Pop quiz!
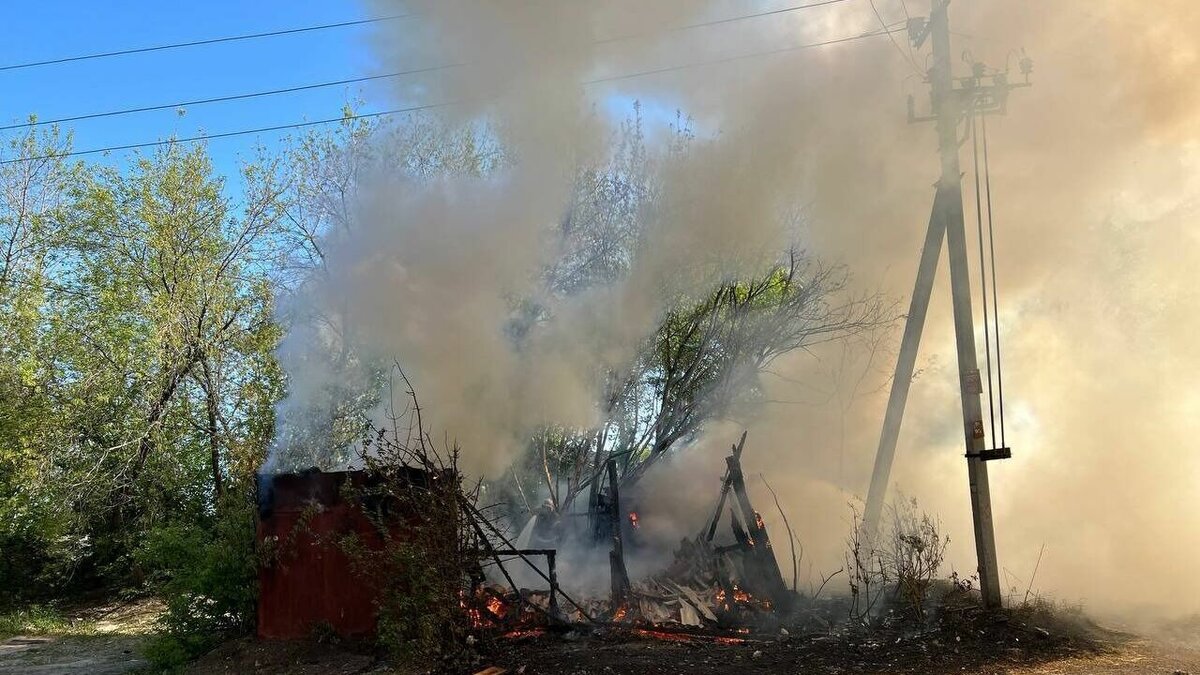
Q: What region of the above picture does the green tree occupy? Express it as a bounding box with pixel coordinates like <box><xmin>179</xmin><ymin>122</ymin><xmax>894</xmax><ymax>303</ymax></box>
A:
<box><xmin>0</xmin><ymin>138</ymin><xmax>288</xmax><ymax>600</ymax></box>
<box><xmin>0</xmin><ymin>125</ymin><xmax>82</xmax><ymax>597</ymax></box>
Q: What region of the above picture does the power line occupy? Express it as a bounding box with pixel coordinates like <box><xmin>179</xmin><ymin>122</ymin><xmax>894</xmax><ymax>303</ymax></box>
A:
<box><xmin>7</xmin><ymin>24</ymin><xmax>902</xmax><ymax>135</ymax></box>
<box><xmin>4</xmin><ymin>1</ymin><xmax>848</xmax><ymax>75</ymax></box>
<box><xmin>587</xmin><ymin>26</ymin><xmax>903</xmax><ymax>85</ymax></box>
<box><xmin>0</xmin><ymin>15</ymin><xmax>409</xmax><ymax>73</ymax></box>
<box><xmin>597</xmin><ymin>0</ymin><xmax>853</xmax><ymax>44</ymax></box>
<box><xmin>0</xmin><ymin>64</ymin><xmax>463</xmax><ymax>131</ymax></box>
<box><xmin>2</xmin><ymin>26</ymin><xmax>904</xmax><ymax>164</ymax></box>
<box><xmin>0</xmin><ymin>103</ymin><xmax>454</xmax><ymax>166</ymax></box>
<box><xmin>981</xmin><ymin>112</ymin><xmax>1006</xmax><ymax>448</ymax></box>
<box><xmin>4</xmin><ymin>2</ymin><xmax>873</xmax><ymax>131</ymax></box>
<box><xmin>970</xmin><ymin>111</ymin><xmax>998</xmax><ymax>446</ymax></box>
<box><xmin>868</xmin><ymin>0</ymin><xmax>923</xmax><ymax>75</ymax></box>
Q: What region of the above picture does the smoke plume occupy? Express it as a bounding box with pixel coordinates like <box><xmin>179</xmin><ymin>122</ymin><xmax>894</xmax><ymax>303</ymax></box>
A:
<box><xmin>275</xmin><ymin>0</ymin><xmax>1200</xmax><ymax>620</ymax></box>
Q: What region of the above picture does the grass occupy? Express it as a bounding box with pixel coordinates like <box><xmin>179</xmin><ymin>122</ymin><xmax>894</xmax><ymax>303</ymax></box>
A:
<box><xmin>0</xmin><ymin>605</ymin><xmax>91</xmax><ymax>639</ymax></box>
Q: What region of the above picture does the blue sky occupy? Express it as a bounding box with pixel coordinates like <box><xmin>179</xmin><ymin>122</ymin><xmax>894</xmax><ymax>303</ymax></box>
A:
<box><xmin>0</xmin><ymin>1</ymin><xmax>387</xmax><ymax>180</ymax></box>
<box><xmin>0</xmin><ymin>1</ymin><xmax>856</xmax><ymax>185</ymax></box>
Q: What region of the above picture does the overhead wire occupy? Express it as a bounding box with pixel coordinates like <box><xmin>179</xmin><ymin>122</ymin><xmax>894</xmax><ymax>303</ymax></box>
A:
<box><xmin>981</xmin><ymin>112</ymin><xmax>1006</xmax><ymax>447</ymax></box>
<box><xmin>587</xmin><ymin>26</ymin><xmax>904</xmax><ymax>85</ymax></box>
<box><xmin>0</xmin><ymin>64</ymin><xmax>465</xmax><ymax>131</ymax></box>
<box><xmin>868</xmin><ymin>0</ymin><xmax>924</xmax><ymax>76</ymax></box>
<box><xmin>4</xmin><ymin>3</ymin><xmax>885</xmax><ymax>132</ymax></box>
<box><xmin>969</xmin><ymin>109</ymin><xmax>998</xmax><ymax>446</ymax></box>
<box><xmin>894</xmin><ymin>0</ymin><xmax>921</xmax><ymax>67</ymax></box>
<box><xmin>0</xmin><ymin>15</ymin><xmax>411</xmax><ymax>72</ymax></box>
<box><xmin>596</xmin><ymin>0</ymin><xmax>853</xmax><ymax>44</ymax></box>
<box><xmin>0</xmin><ymin>103</ymin><xmax>454</xmax><ymax>165</ymax></box>
<box><xmin>2</xmin><ymin>16</ymin><xmax>909</xmax><ymax>163</ymax></box>
<box><xmin>3</xmin><ymin>0</ymin><xmax>852</xmax><ymax>76</ymax></box>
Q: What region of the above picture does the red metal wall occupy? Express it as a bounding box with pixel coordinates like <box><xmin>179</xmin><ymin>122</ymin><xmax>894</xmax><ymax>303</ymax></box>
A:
<box><xmin>256</xmin><ymin>470</ymin><xmax>384</xmax><ymax>640</ymax></box>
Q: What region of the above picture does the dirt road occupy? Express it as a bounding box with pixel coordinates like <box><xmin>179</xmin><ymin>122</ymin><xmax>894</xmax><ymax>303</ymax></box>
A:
<box><xmin>0</xmin><ymin>599</ymin><xmax>161</xmax><ymax>675</ymax></box>
<box><xmin>1007</xmin><ymin>637</ymin><xmax>1199</xmax><ymax>674</ymax></box>
<box><xmin>0</xmin><ymin>634</ymin><xmax>147</xmax><ymax>674</ymax></box>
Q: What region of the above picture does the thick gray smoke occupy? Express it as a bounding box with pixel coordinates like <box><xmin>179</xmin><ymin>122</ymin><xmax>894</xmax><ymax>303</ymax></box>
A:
<box><xmin>275</xmin><ymin>0</ymin><xmax>1200</xmax><ymax>620</ymax></box>
<box><xmin>726</xmin><ymin>0</ymin><xmax>1200</xmax><ymax>621</ymax></box>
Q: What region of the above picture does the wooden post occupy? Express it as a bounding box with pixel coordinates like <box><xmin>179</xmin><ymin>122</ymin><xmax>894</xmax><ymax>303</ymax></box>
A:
<box><xmin>606</xmin><ymin>459</ymin><xmax>631</xmax><ymax>606</ymax></box>
<box><xmin>547</xmin><ymin>549</ymin><xmax>560</xmax><ymax>618</ymax></box>
<box><xmin>704</xmin><ymin>431</ymin><xmax>747</xmax><ymax>542</ymax></box>
<box><xmin>727</xmin><ymin>453</ymin><xmax>789</xmax><ymax>607</ymax></box>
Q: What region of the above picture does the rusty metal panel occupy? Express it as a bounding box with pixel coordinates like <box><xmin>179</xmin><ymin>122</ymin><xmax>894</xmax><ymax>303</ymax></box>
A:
<box><xmin>256</xmin><ymin>470</ymin><xmax>400</xmax><ymax>640</ymax></box>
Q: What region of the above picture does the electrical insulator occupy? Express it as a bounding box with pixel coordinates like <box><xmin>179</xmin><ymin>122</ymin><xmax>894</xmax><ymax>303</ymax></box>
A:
<box><xmin>1019</xmin><ymin>49</ymin><xmax>1034</xmax><ymax>80</ymax></box>
<box><xmin>906</xmin><ymin>17</ymin><xmax>927</xmax><ymax>44</ymax></box>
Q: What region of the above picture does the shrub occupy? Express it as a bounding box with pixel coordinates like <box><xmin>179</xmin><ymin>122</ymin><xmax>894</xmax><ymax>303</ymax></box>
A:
<box><xmin>340</xmin><ymin>372</ymin><xmax>489</xmax><ymax>670</ymax></box>
<box><xmin>844</xmin><ymin>496</ymin><xmax>950</xmax><ymax>625</ymax></box>
<box><xmin>136</xmin><ymin>489</ymin><xmax>259</xmax><ymax>669</ymax></box>
<box><xmin>880</xmin><ymin>497</ymin><xmax>949</xmax><ymax>620</ymax></box>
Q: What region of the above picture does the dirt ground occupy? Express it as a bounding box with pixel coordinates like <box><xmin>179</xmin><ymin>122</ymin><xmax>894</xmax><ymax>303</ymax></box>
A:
<box><xmin>5</xmin><ymin>600</ymin><xmax>1197</xmax><ymax>675</ymax></box>
<box><xmin>0</xmin><ymin>598</ymin><xmax>162</xmax><ymax>675</ymax></box>
<box><xmin>478</xmin><ymin>630</ymin><xmax>1200</xmax><ymax>675</ymax></box>
<box><xmin>182</xmin><ymin>620</ymin><xmax>1200</xmax><ymax>675</ymax></box>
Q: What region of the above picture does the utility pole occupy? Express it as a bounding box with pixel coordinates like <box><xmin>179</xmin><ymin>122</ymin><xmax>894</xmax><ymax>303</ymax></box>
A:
<box><xmin>862</xmin><ymin>0</ymin><xmax>1031</xmax><ymax>610</ymax></box>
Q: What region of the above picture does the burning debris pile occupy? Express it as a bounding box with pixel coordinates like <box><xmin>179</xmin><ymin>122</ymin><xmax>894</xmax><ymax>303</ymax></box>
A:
<box><xmin>459</xmin><ymin>432</ymin><xmax>796</xmax><ymax>642</ymax></box>
<box><xmin>255</xmin><ymin>397</ymin><xmax>1108</xmax><ymax>675</ymax></box>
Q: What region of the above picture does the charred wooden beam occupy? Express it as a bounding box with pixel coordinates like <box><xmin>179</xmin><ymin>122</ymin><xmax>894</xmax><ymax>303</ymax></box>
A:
<box><xmin>726</xmin><ymin>451</ymin><xmax>790</xmax><ymax>609</ymax></box>
<box><xmin>546</xmin><ymin>550</ymin><xmax>560</xmax><ymax>618</ymax></box>
<box><xmin>462</xmin><ymin>500</ymin><xmax>595</xmax><ymax>623</ymax></box>
<box><xmin>704</xmin><ymin>431</ymin><xmax>747</xmax><ymax>542</ymax></box>
<box><xmin>487</xmin><ymin>546</ymin><xmax>563</xmax><ymax>617</ymax></box>
<box><xmin>606</xmin><ymin>459</ymin><xmax>632</xmax><ymax>606</ymax></box>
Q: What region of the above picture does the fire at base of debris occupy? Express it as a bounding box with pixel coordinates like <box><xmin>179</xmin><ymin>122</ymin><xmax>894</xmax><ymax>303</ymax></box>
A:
<box><xmin>247</xmin><ymin>428</ymin><xmax>1115</xmax><ymax>675</ymax></box>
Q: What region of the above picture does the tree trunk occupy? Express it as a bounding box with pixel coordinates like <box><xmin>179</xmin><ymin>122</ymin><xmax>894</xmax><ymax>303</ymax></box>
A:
<box><xmin>125</xmin><ymin>347</ymin><xmax>202</xmax><ymax>495</ymax></box>
<box><xmin>201</xmin><ymin>357</ymin><xmax>224</xmax><ymax>507</ymax></box>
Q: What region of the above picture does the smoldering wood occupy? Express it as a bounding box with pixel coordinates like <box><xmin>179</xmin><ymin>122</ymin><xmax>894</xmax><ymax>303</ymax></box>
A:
<box><xmin>546</xmin><ymin>549</ymin><xmax>560</xmax><ymax>617</ymax></box>
<box><xmin>477</xmin><ymin>548</ymin><xmax>564</xmax><ymax>623</ymax></box>
<box><xmin>465</xmin><ymin>507</ymin><xmax>529</xmax><ymax>619</ymax></box>
<box><xmin>606</xmin><ymin>459</ymin><xmax>632</xmax><ymax>606</ymax></box>
<box><xmin>463</xmin><ymin>499</ymin><xmax>596</xmax><ymax>623</ymax></box>
<box><xmin>726</xmin><ymin>451</ymin><xmax>789</xmax><ymax>607</ymax></box>
<box><xmin>730</xmin><ymin>508</ymin><xmax>751</xmax><ymax>550</ymax></box>
<box><xmin>705</xmin><ymin>431</ymin><xmax>747</xmax><ymax>542</ymax></box>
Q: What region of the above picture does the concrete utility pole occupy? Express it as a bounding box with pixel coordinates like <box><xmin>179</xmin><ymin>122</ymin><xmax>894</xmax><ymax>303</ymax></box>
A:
<box><xmin>863</xmin><ymin>0</ymin><xmax>1030</xmax><ymax>610</ymax></box>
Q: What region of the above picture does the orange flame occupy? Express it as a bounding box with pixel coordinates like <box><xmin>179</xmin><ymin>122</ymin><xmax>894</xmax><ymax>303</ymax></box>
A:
<box><xmin>633</xmin><ymin>628</ymin><xmax>692</xmax><ymax>642</ymax></box>
<box><xmin>628</xmin><ymin>511</ymin><xmax>640</xmax><ymax>529</ymax></box>
<box><xmin>502</xmin><ymin>628</ymin><xmax>545</xmax><ymax>640</ymax></box>
<box><xmin>633</xmin><ymin>629</ymin><xmax>746</xmax><ymax>645</ymax></box>
<box><xmin>460</xmin><ymin>589</ymin><xmax>510</xmax><ymax>628</ymax></box>
<box><xmin>487</xmin><ymin>596</ymin><xmax>506</xmax><ymax>617</ymax></box>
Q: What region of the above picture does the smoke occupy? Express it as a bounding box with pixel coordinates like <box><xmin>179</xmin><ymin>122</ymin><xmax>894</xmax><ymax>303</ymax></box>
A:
<box><xmin>726</xmin><ymin>0</ymin><xmax>1200</xmax><ymax>621</ymax></box>
<box><xmin>274</xmin><ymin>0</ymin><xmax>1200</xmax><ymax>620</ymax></box>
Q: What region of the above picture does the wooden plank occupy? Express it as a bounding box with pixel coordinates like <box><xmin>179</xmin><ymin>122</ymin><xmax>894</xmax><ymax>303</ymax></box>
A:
<box><xmin>672</xmin><ymin>582</ymin><xmax>718</xmax><ymax>622</ymax></box>
<box><xmin>679</xmin><ymin>600</ymin><xmax>701</xmax><ymax>626</ymax></box>
<box><xmin>728</xmin><ymin>453</ymin><xmax>790</xmax><ymax>608</ymax></box>
<box><xmin>704</xmin><ymin>431</ymin><xmax>748</xmax><ymax>541</ymax></box>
